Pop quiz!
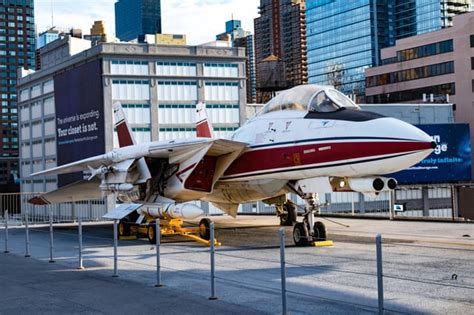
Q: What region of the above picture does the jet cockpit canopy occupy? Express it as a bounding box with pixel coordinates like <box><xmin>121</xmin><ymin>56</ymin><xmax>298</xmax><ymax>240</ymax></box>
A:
<box><xmin>258</xmin><ymin>84</ymin><xmax>359</xmax><ymax>116</ymax></box>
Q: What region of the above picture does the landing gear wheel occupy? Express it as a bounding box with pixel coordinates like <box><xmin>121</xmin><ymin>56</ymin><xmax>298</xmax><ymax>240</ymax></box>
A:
<box><xmin>118</xmin><ymin>221</ymin><xmax>131</xmax><ymax>237</ymax></box>
<box><xmin>199</xmin><ymin>218</ymin><xmax>212</xmax><ymax>240</ymax></box>
<box><xmin>293</xmin><ymin>222</ymin><xmax>309</xmax><ymax>247</ymax></box>
<box><xmin>313</xmin><ymin>221</ymin><xmax>327</xmax><ymax>241</ymax></box>
<box><xmin>147</xmin><ymin>224</ymin><xmax>156</xmax><ymax>244</ymax></box>
<box><xmin>279</xmin><ymin>203</ymin><xmax>297</xmax><ymax>226</ymax></box>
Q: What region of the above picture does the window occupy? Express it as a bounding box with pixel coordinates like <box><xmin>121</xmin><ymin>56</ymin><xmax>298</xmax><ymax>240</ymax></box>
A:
<box><xmin>471</xmin><ymin>35</ymin><xmax>474</xmax><ymax>48</ymax></box>
<box><xmin>472</xmin><ymin>57</ymin><xmax>474</xmax><ymax>70</ymax></box>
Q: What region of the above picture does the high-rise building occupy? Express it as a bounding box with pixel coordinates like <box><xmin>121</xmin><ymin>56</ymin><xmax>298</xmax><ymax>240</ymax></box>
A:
<box><xmin>0</xmin><ymin>0</ymin><xmax>35</xmax><ymax>192</ymax></box>
<box><xmin>254</xmin><ymin>0</ymin><xmax>307</xmax><ymax>102</ymax></box>
<box><xmin>115</xmin><ymin>0</ymin><xmax>161</xmax><ymax>42</ymax></box>
<box><xmin>217</xmin><ymin>19</ymin><xmax>257</xmax><ymax>103</ymax></box>
<box><xmin>306</xmin><ymin>0</ymin><xmax>472</xmax><ymax>99</ymax></box>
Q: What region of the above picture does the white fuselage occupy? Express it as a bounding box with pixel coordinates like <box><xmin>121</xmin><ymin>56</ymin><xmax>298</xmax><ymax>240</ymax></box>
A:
<box><xmin>173</xmin><ymin>110</ymin><xmax>434</xmax><ymax>205</ymax></box>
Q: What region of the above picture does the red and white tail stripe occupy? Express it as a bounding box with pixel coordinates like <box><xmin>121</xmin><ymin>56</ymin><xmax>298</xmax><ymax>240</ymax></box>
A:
<box><xmin>196</xmin><ymin>102</ymin><xmax>214</xmax><ymax>138</ymax></box>
<box><xmin>113</xmin><ymin>102</ymin><xmax>136</xmax><ymax>147</ymax></box>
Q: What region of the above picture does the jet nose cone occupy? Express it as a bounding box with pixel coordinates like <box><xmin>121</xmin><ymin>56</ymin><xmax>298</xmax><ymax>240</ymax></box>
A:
<box><xmin>431</xmin><ymin>141</ymin><xmax>437</xmax><ymax>149</ymax></box>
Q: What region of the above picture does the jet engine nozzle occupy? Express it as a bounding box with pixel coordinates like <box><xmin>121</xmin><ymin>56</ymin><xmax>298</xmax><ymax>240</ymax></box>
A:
<box><xmin>347</xmin><ymin>177</ymin><xmax>397</xmax><ymax>193</ymax></box>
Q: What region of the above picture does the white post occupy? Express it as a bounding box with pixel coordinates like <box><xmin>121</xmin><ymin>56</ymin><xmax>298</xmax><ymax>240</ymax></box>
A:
<box><xmin>279</xmin><ymin>228</ymin><xmax>288</xmax><ymax>315</ymax></box>
<box><xmin>376</xmin><ymin>234</ymin><xmax>384</xmax><ymax>314</ymax></box>
<box><xmin>155</xmin><ymin>219</ymin><xmax>163</xmax><ymax>287</ymax></box>
<box><xmin>209</xmin><ymin>222</ymin><xmax>217</xmax><ymax>300</ymax></box>
<box><xmin>49</xmin><ymin>209</ymin><xmax>55</xmax><ymax>263</ymax></box>
<box><xmin>77</xmin><ymin>202</ymin><xmax>84</xmax><ymax>270</ymax></box>
<box><xmin>351</xmin><ymin>192</ymin><xmax>355</xmax><ymax>216</ymax></box>
<box><xmin>25</xmin><ymin>208</ymin><xmax>30</xmax><ymax>257</ymax></box>
<box><xmin>113</xmin><ymin>219</ymin><xmax>118</xmax><ymax>277</ymax></box>
<box><xmin>4</xmin><ymin>210</ymin><xmax>9</xmax><ymax>253</ymax></box>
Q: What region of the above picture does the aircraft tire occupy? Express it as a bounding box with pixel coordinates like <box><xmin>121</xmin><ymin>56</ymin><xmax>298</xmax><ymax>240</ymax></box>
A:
<box><xmin>313</xmin><ymin>221</ymin><xmax>327</xmax><ymax>241</ymax></box>
<box><xmin>293</xmin><ymin>222</ymin><xmax>309</xmax><ymax>246</ymax></box>
<box><xmin>118</xmin><ymin>221</ymin><xmax>131</xmax><ymax>237</ymax></box>
<box><xmin>280</xmin><ymin>203</ymin><xmax>297</xmax><ymax>226</ymax></box>
<box><xmin>147</xmin><ymin>224</ymin><xmax>156</xmax><ymax>244</ymax></box>
<box><xmin>199</xmin><ymin>218</ymin><xmax>212</xmax><ymax>240</ymax></box>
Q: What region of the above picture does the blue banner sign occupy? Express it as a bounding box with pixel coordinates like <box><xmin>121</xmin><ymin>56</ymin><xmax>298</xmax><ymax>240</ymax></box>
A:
<box><xmin>391</xmin><ymin>124</ymin><xmax>472</xmax><ymax>184</ymax></box>
<box><xmin>54</xmin><ymin>59</ymin><xmax>105</xmax><ymax>186</ymax></box>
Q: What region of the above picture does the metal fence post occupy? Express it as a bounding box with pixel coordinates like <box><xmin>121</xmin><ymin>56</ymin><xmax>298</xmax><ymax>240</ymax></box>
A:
<box><xmin>77</xmin><ymin>203</ymin><xmax>84</xmax><ymax>270</ymax></box>
<box><xmin>376</xmin><ymin>234</ymin><xmax>384</xmax><ymax>314</ymax></box>
<box><xmin>155</xmin><ymin>219</ymin><xmax>163</xmax><ymax>287</ymax></box>
<box><xmin>279</xmin><ymin>228</ymin><xmax>288</xmax><ymax>315</ymax></box>
<box><xmin>4</xmin><ymin>210</ymin><xmax>9</xmax><ymax>253</ymax></box>
<box><xmin>25</xmin><ymin>208</ymin><xmax>30</xmax><ymax>257</ymax></box>
<box><xmin>113</xmin><ymin>219</ymin><xmax>119</xmax><ymax>277</ymax></box>
<box><xmin>209</xmin><ymin>222</ymin><xmax>217</xmax><ymax>300</ymax></box>
<box><xmin>49</xmin><ymin>209</ymin><xmax>55</xmax><ymax>263</ymax></box>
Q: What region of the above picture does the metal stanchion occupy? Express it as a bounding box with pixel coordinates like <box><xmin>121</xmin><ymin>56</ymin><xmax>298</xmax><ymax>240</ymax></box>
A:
<box><xmin>25</xmin><ymin>208</ymin><xmax>30</xmax><ymax>257</ymax></box>
<box><xmin>209</xmin><ymin>222</ymin><xmax>217</xmax><ymax>300</ymax></box>
<box><xmin>77</xmin><ymin>203</ymin><xmax>84</xmax><ymax>270</ymax></box>
<box><xmin>4</xmin><ymin>210</ymin><xmax>9</xmax><ymax>253</ymax></box>
<box><xmin>279</xmin><ymin>228</ymin><xmax>288</xmax><ymax>315</ymax></box>
<box><xmin>155</xmin><ymin>219</ymin><xmax>163</xmax><ymax>287</ymax></box>
<box><xmin>49</xmin><ymin>209</ymin><xmax>55</xmax><ymax>263</ymax></box>
<box><xmin>113</xmin><ymin>219</ymin><xmax>119</xmax><ymax>277</ymax></box>
<box><xmin>376</xmin><ymin>234</ymin><xmax>384</xmax><ymax>315</ymax></box>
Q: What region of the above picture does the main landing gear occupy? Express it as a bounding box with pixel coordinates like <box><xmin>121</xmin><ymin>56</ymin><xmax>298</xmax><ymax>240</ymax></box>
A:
<box><xmin>292</xmin><ymin>193</ymin><xmax>332</xmax><ymax>247</ymax></box>
<box><xmin>276</xmin><ymin>201</ymin><xmax>298</xmax><ymax>226</ymax></box>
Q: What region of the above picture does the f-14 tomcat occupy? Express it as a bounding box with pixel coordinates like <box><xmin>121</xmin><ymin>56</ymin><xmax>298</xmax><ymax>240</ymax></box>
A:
<box><xmin>30</xmin><ymin>85</ymin><xmax>435</xmax><ymax>246</ymax></box>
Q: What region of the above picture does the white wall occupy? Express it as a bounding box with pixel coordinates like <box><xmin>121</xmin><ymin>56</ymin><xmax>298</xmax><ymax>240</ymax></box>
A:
<box><xmin>157</xmin><ymin>81</ymin><xmax>198</xmax><ymax>101</ymax></box>
<box><xmin>112</xmin><ymin>80</ymin><xmax>150</xmax><ymax>100</ymax></box>
<box><xmin>157</xmin><ymin>62</ymin><xmax>196</xmax><ymax>76</ymax></box>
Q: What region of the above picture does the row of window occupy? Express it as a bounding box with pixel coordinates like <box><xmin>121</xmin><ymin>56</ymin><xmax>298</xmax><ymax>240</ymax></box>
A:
<box><xmin>382</xmin><ymin>40</ymin><xmax>453</xmax><ymax>65</ymax></box>
<box><xmin>111</xmin><ymin>60</ymin><xmax>148</xmax><ymax>65</ymax></box>
<box><xmin>158</xmin><ymin>104</ymin><xmax>239</xmax><ymax>109</ymax></box>
<box><xmin>122</xmin><ymin>104</ymin><xmax>150</xmax><ymax>109</ymax></box>
<box><xmin>111</xmin><ymin>60</ymin><xmax>238</xmax><ymax>68</ymax></box>
<box><xmin>204</xmin><ymin>63</ymin><xmax>238</xmax><ymax>68</ymax></box>
<box><xmin>365</xmin><ymin>83</ymin><xmax>455</xmax><ymax>104</ymax></box>
<box><xmin>112</xmin><ymin>80</ymin><xmax>150</xmax><ymax>85</ymax></box>
<box><xmin>157</xmin><ymin>61</ymin><xmax>196</xmax><ymax>67</ymax></box>
<box><xmin>366</xmin><ymin>61</ymin><xmax>454</xmax><ymax>87</ymax></box>
<box><xmin>159</xmin><ymin>127</ymin><xmax>237</xmax><ymax>132</ymax></box>
<box><xmin>205</xmin><ymin>82</ymin><xmax>239</xmax><ymax>87</ymax></box>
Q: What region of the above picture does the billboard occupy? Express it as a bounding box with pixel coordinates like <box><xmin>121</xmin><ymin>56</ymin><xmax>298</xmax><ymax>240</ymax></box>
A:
<box><xmin>54</xmin><ymin>59</ymin><xmax>105</xmax><ymax>186</ymax></box>
<box><xmin>391</xmin><ymin>124</ymin><xmax>472</xmax><ymax>184</ymax></box>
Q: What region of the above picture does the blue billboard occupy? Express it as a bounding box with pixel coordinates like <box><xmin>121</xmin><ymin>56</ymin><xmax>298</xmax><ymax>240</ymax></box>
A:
<box><xmin>391</xmin><ymin>124</ymin><xmax>472</xmax><ymax>184</ymax></box>
<box><xmin>54</xmin><ymin>59</ymin><xmax>105</xmax><ymax>186</ymax></box>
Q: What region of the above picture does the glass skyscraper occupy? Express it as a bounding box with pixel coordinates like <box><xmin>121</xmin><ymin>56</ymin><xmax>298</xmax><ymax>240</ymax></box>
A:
<box><xmin>306</xmin><ymin>0</ymin><xmax>472</xmax><ymax>98</ymax></box>
<box><xmin>0</xmin><ymin>0</ymin><xmax>35</xmax><ymax>191</ymax></box>
<box><xmin>115</xmin><ymin>0</ymin><xmax>162</xmax><ymax>42</ymax></box>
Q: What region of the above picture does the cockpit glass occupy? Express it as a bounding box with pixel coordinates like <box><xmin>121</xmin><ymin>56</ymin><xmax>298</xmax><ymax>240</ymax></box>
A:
<box><xmin>309</xmin><ymin>91</ymin><xmax>340</xmax><ymax>113</ymax></box>
<box><xmin>326</xmin><ymin>89</ymin><xmax>358</xmax><ymax>109</ymax></box>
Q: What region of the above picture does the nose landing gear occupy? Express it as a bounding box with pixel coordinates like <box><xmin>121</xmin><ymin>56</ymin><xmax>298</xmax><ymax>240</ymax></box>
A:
<box><xmin>292</xmin><ymin>193</ymin><xmax>332</xmax><ymax>247</ymax></box>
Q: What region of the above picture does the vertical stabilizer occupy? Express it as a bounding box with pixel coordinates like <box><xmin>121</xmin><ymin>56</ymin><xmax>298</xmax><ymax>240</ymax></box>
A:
<box><xmin>196</xmin><ymin>102</ymin><xmax>214</xmax><ymax>138</ymax></box>
<box><xmin>113</xmin><ymin>102</ymin><xmax>136</xmax><ymax>147</ymax></box>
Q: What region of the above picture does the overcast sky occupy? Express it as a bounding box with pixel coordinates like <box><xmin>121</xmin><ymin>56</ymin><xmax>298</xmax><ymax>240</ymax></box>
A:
<box><xmin>34</xmin><ymin>0</ymin><xmax>260</xmax><ymax>45</ymax></box>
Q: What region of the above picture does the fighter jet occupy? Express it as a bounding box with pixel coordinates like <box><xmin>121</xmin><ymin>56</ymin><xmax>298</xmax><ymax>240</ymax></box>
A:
<box><xmin>29</xmin><ymin>85</ymin><xmax>435</xmax><ymax>246</ymax></box>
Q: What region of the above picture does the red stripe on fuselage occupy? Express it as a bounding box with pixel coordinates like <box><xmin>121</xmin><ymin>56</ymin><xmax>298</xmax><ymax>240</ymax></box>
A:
<box><xmin>224</xmin><ymin>141</ymin><xmax>432</xmax><ymax>177</ymax></box>
<box><xmin>116</xmin><ymin>121</ymin><xmax>134</xmax><ymax>147</ymax></box>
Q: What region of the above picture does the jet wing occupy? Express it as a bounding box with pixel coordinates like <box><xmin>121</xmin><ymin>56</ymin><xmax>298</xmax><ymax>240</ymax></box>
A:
<box><xmin>29</xmin><ymin>178</ymin><xmax>109</xmax><ymax>205</ymax></box>
<box><xmin>31</xmin><ymin>138</ymin><xmax>246</xmax><ymax>176</ymax></box>
<box><xmin>31</xmin><ymin>138</ymin><xmax>248</xmax><ymax>178</ymax></box>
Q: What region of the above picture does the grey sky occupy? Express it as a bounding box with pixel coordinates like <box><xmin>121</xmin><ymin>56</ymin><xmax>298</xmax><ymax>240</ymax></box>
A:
<box><xmin>34</xmin><ymin>0</ymin><xmax>259</xmax><ymax>45</ymax></box>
